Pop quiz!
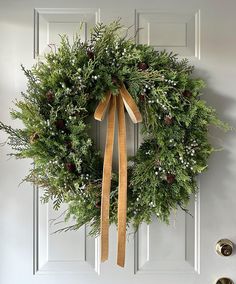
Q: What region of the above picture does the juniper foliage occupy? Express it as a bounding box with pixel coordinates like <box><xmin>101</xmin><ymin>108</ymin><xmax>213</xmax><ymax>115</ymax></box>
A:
<box><xmin>0</xmin><ymin>20</ymin><xmax>230</xmax><ymax>235</ymax></box>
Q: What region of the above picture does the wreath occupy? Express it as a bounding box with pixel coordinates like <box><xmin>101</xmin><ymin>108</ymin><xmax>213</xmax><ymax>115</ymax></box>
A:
<box><xmin>0</xmin><ymin>20</ymin><xmax>229</xmax><ymax>266</ymax></box>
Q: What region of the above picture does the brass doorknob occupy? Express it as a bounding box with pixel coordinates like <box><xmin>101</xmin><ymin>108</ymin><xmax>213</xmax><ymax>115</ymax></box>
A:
<box><xmin>216</xmin><ymin>278</ymin><xmax>234</xmax><ymax>284</ymax></box>
<box><xmin>216</xmin><ymin>239</ymin><xmax>234</xmax><ymax>256</ymax></box>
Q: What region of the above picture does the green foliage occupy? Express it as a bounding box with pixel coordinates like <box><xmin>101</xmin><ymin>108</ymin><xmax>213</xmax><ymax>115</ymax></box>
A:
<box><xmin>0</xmin><ymin>20</ymin><xmax>230</xmax><ymax>235</ymax></box>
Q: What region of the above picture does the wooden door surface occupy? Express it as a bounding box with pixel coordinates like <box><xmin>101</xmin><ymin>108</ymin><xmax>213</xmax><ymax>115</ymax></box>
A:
<box><xmin>0</xmin><ymin>0</ymin><xmax>236</xmax><ymax>283</ymax></box>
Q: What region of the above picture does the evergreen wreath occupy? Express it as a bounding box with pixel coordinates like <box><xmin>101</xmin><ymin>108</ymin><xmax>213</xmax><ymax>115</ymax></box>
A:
<box><xmin>0</xmin><ymin>20</ymin><xmax>229</xmax><ymax>236</ymax></box>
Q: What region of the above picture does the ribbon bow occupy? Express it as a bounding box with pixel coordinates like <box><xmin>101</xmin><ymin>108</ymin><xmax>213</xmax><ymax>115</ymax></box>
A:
<box><xmin>94</xmin><ymin>83</ymin><xmax>142</xmax><ymax>267</ymax></box>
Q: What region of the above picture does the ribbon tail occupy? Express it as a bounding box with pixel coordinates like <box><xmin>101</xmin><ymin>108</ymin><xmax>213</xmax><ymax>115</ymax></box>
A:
<box><xmin>100</xmin><ymin>95</ymin><xmax>116</xmax><ymax>262</ymax></box>
<box><xmin>116</xmin><ymin>93</ymin><xmax>128</xmax><ymax>267</ymax></box>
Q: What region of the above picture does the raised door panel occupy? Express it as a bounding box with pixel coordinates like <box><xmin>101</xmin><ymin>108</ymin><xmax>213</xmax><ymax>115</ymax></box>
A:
<box><xmin>135</xmin><ymin>194</ymin><xmax>200</xmax><ymax>274</ymax></box>
<box><xmin>33</xmin><ymin>8</ymin><xmax>100</xmax><ymax>275</ymax></box>
<box><xmin>34</xmin><ymin>188</ymin><xmax>100</xmax><ymax>275</ymax></box>
<box><xmin>135</xmin><ymin>10</ymin><xmax>200</xmax><ymax>59</ymax></box>
<box><xmin>34</xmin><ymin>8</ymin><xmax>100</xmax><ymax>58</ymax></box>
<box><xmin>134</xmin><ymin>8</ymin><xmax>201</xmax><ymax>277</ymax></box>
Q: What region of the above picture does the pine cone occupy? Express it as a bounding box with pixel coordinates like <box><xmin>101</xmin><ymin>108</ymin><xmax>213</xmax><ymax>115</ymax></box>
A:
<box><xmin>87</xmin><ymin>50</ymin><xmax>94</xmax><ymax>60</ymax></box>
<box><xmin>164</xmin><ymin>115</ymin><xmax>173</xmax><ymax>125</ymax></box>
<box><xmin>45</xmin><ymin>90</ymin><xmax>55</xmax><ymax>103</ymax></box>
<box><xmin>55</xmin><ymin>119</ymin><xmax>66</xmax><ymax>130</ymax></box>
<box><xmin>138</xmin><ymin>62</ymin><xmax>148</xmax><ymax>71</ymax></box>
<box><xmin>65</xmin><ymin>162</ymin><xmax>76</xmax><ymax>173</ymax></box>
<box><xmin>182</xmin><ymin>90</ymin><xmax>192</xmax><ymax>98</ymax></box>
<box><xmin>166</xmin><ymin>174</ymin><xmax>175</xmax><ymax>184</ymax></box>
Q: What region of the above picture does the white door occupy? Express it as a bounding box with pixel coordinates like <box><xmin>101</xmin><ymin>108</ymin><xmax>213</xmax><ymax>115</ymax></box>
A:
<box><xmin>0</xmin><ymin>0</ymin><xmax>236</xmax><ymax>284</ymax></box>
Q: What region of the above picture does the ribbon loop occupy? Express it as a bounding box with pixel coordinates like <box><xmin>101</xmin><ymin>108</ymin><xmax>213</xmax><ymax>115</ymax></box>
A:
<box><xmin>94</xmin><ymin>83</ymin><xmax>142</xmax><ymax>267</ymax></box>
<box><xmin>94</xmin><ymin>92</ymin><xmax>112</xmax><ymax>121</ymax></box>
<box><xmin>119</xmin><ymin>83</ymin><xmax>142</xmax><ymax>124</ymax></box>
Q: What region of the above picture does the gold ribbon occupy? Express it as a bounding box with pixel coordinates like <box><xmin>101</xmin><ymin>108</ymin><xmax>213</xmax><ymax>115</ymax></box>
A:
<box><xmin>94</xmin><ymin>83</ymin><xmax>142</xmax><ymax>267</ymax></box>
